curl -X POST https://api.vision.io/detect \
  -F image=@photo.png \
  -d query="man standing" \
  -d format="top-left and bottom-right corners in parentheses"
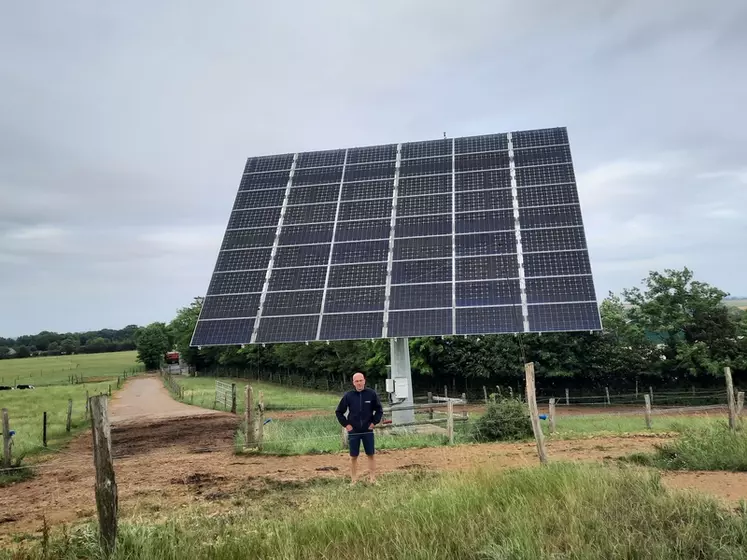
top-left (335, 372), bottom-right (383, 484)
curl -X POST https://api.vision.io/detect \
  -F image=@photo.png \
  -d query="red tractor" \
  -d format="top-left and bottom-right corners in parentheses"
top-left (164, 351), bottom-right (180, 365)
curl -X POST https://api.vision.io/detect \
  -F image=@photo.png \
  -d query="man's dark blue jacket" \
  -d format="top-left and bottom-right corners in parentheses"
top-left (336, 388), bottom-right (383, 433)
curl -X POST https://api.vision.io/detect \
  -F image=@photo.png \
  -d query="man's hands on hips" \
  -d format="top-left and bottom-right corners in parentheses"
top-left (346, 425), bottom-right (353, 432)
top-left (369, 423), bottom-right (375, 430)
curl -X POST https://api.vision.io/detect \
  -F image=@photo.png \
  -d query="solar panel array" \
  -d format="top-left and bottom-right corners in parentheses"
top-left (191, 127), bottom-right (601, 346)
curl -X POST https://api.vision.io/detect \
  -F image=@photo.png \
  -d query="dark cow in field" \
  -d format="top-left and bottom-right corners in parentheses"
top-left (15, 384), bottom-right (35, 389)
top-left (0, 386), bottom-right (13, 390)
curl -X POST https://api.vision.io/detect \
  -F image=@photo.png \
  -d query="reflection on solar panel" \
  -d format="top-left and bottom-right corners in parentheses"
top-left (191, 127), bottom-right (601, 346)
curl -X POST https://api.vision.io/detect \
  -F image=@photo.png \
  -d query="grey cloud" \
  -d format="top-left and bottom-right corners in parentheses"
top-left (1, 0), bottom-right (746, 336)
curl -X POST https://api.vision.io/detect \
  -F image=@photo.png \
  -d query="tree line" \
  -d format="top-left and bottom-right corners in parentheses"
top-left (140, 266), bottom-right (745, 394)
top-left (0, 326), bottom-right (139, 359)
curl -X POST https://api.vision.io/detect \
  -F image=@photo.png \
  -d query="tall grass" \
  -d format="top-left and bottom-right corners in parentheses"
top-left (0, 382), bottom-right (111, 460)
top-left (5, 463), bottom-right (747, 559)
top-left (627, 423), bottom-right (747, 471)
top-left (177, 377), bottom-right (341, 412)
top-left (0, 351), bottom-right (139, 387)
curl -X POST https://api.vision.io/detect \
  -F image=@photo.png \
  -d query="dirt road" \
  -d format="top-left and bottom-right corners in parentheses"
top-left (1, 376), bottom-right (746, 541)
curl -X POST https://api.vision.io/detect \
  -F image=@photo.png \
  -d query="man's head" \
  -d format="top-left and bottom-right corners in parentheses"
top-left (352, 372), bottom-right (366, 392)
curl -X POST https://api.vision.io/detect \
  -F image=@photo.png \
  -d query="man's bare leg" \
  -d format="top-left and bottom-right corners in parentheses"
top-left (350, 456), bottom-right (359, 484)
top-left (367, 454), bottom-right (376, 483)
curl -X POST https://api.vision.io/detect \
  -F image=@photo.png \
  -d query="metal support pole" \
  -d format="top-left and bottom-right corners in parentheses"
top-left (389, 337), bottom-right (415, 425)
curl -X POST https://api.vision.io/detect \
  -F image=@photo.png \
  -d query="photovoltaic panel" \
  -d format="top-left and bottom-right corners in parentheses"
top-left (191, 126), bottom-right (601, 346)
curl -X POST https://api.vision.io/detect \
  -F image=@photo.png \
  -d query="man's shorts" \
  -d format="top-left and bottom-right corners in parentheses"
top-left (348, 430), bottom-right (375, 457)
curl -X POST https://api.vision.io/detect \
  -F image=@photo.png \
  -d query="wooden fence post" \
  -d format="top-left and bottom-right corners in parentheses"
top-left (461, 393), bottom-right (467, 420)
top-left (85, 391), bottom-right (90, 421)
top-left (649, 386), bottom-right (654, 406)
top-left (525, 362), bottom-right (548, 465)
top-left (565, 388), bottom-right (569, 406)
top-left (737, 392), bottom-right (744, 419)
top-left (605, 387), bottom-right (611, 406)
top-left (643, 394), bottom-right (652, 429)
top-left (231, 383), bottom-right (237, 414)
top-left (90, 396), bottom-right (118, 555)
top-left (444, 386), bottom-right (448, 400)
top-left (2, 409), bottom-right (10, 469)
top-left (43, 412), bottom-right (48, 448)
top-left (257, 391), bottom-right (265, 448)
top-left (446, 400), bottom-right (454, 444)
top-left (549, 398), bottom-right (556, 434)
top-left (427, 392), bottom-right (434, 420)
top-left (508, 386), bottom-right (513, 399)
top-left (483, 386), bottom-right (488, 404)
top-left (66, 399), bottom-right (73, 432)
top-left (245, 385), bottom-right (254, 446)
top-left (725, 367), bottom-right (737, 431)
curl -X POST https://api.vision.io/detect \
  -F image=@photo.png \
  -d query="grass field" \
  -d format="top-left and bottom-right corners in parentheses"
top-left (177, 376), bottom-right (341, 412)
top-left (0, 351), bottom-right (141, 387)
top-left (5, 463), bottom-right (747, 559)
top-left (0, 381), bottom-right (113, 462)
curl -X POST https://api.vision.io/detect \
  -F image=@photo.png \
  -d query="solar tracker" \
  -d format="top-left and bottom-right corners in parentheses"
top-left (191, 127), bottom-right (601, 346)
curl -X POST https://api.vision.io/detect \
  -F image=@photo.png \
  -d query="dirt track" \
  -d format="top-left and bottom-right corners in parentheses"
top-left (1, 376), bottom-right (746, 540)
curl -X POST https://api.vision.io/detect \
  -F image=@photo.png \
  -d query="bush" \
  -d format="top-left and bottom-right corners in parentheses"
top-left (471, 398), bottom-right (533, 442)
top-left (626, 423), bottom-right (747, 471)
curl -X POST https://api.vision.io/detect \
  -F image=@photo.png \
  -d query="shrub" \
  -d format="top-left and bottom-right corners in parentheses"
top-left (471, 398), bottom-right (533, 442)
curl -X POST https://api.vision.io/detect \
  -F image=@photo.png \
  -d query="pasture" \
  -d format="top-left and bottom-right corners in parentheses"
top-left (0, 351), bottom-right (140, 387)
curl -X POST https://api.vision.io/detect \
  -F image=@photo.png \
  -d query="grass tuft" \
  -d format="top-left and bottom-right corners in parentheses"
top-left (4, 463), bottom-right (747, 559)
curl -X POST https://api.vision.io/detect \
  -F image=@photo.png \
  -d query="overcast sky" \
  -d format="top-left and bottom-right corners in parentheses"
top-left (1, 1), bottom-right (746, 337)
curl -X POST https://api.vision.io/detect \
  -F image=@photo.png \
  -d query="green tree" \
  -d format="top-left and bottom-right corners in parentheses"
top-left (17, 346), bottom-right (31, 358)
top-left (135, 323), bottom-right (170, 370)
top-left (169, 297), bottom-right (203, 367)
top-left (47, 341), bottom-right (61, 354)
top-left (60, 337), bottom-right (79, 354)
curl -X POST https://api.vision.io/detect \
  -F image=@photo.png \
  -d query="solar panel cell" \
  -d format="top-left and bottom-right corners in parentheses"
top-left (284, 203), bottom-right (338, 225)
top-left (297, 150), bottom-right (345, 168)
top-left (515, 164), bottom-right (575, 186)
top-left (347, 144), bottom-right (397, 164)
top-left (521, 228), bottom-right (586, 252)
top-left (331, 240), bottom-right (389, 264)
top-left (396, 215), bottom-right (452, 237)
top-left (233, 189), bottom-right (286, 210)
top-left (201, 294), bottom-right (261, 319)
top-left (456, 280), bottom-right (521, 306)
top-left (221, 229), bottom-right (277, 251)
top-left (398, 175), bottom-right (451, 197)
top-left (455, 133), bottom-right (509, 154)
top-left (525, 276), bottom-right (596, 304)
top-left (228, 207), bottom-right (283, 229)
top-left (456, 210), bottom-right (515, 234)
top-left (293, 166), bottom-right (344, 186)
top-left (274, 244), bottom-right (331, 268)
top-left (192, 319), bottom-right (254, 346)
top-left (263, 290), bottom-right (324, 315)
top-left (341, 180), bottom-right (394, 201)
top-left (329, 262), bottom-right (388, 288)
top-left (399, 157), bottom-right (451, 177)
top-left (244, 154), bottom-right (294, 174)
top-left (239, 171), bottom-right (289, 190)
top-left (456, 189), bottom-right (513, 212)
top-left (527, 302), bottom-right (601, 331)
top-left (455, 231), bottom-right (516, 256)
top-left (288, 184), bottom-right (340, 205)
top-left (511, 128), bottom-right (568, 148)
top-left (279, 223), bottom-right (334, 245)
top-left (320, 312), bottom-right (384, 339)
top-left (345, 162), bottom-right (396, 182)
top-left (519, 205), bottom-right (583, 229)
top-left (517, 184), bottom-right (579, 207)
top-left (523, 250), bottom-right (591, 277)
top-left (455, 169), bottom-right (512, 191)
top-left (456, 306), bottom-right (522, 334)
top-left (207, 270), bottom-right (266, 295)
top-left (323, 287), bottom-right (386, 313)
top-left (455, 151), bottom-right (510, 172)
top-left (268, 267), bottom-right (327, 291)
top-left (255, 315), bottom-right (319, 342)
top-left (393, 235), bottom-right (451, 260)
top-left (339, 198), bottom-right (391, 221)
top-left (335, 220), bottom-right (391, 242)
top-left (388, 309), bottom-right (452, 337)
top-left (401, 139), bottom-right (450, 159)
top-left (398, 194), bottom-right (451, 217)
top-left (392, 259), bottom-right (452, 284)
top-left (455, 255), bottom-right (518, 281)
top-left (390, 283), bottom-right (451, 310)
top-left (514, 145), bottom-right (572, 167)
top-left (215, 248), bottom-right (273, 272)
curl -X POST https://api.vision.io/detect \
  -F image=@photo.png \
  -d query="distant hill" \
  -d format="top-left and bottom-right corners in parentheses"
top-left (724, 298), bottom-right (747, 310)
